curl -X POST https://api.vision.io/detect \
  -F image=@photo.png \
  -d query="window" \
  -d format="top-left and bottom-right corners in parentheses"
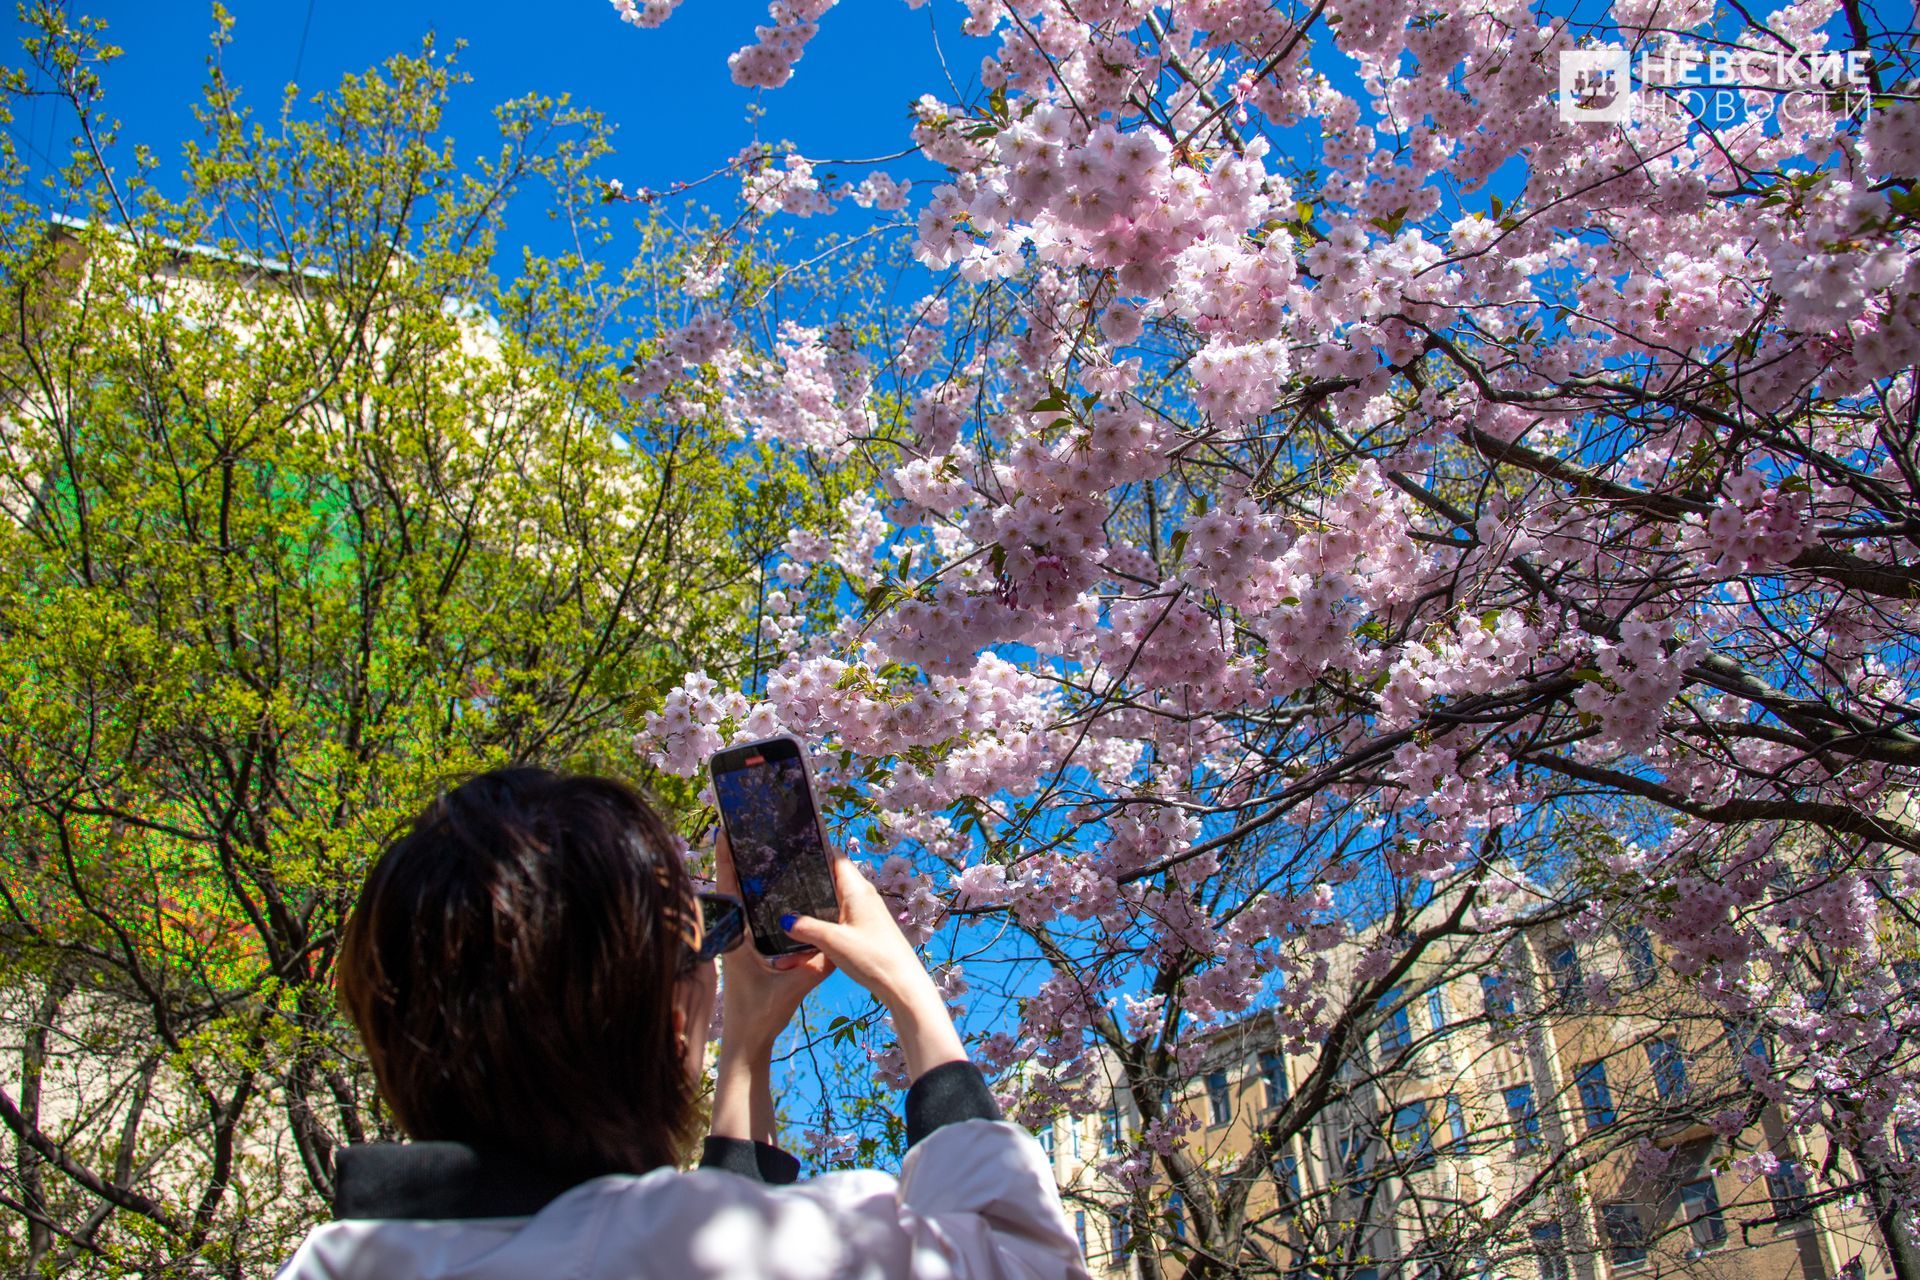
top-left (1767, 1159), bottom-right (1812, 1223)
top-left (1428, 988), bottom-right (1450, 1036)
top-left (1260, 1051), bottom-right (1289, 1108)
top-left (1548, 944), bottom-right (1584, 1008)
top-left (1168, 1191), bottom-right (1187, 1240)
top-left (1895, 959), bottom-right (1920, 996)
top-left (1393, 1101), bottom-right (1434, 1167)
top-left (1503, 1084), bottom-right (1540, 1153)
top-left (1647, 1037), bottom-right (1688, 1102)
top-left (1679, 1178), bottom-right (1727, 1249)
top-left (1444, 1093), bottom-right (1468, 1149)
top-left (1378, 986), bottom-right (1413, 1054)
top-left (1481, 972), bottom-right (1515, 1018)
top-left (1576, 1061), bottom-right (1616, 1130)
top-left (1075, 1210), bottom-right (1087, 1256)
top-left (1111, 1214), bottom-right (1130, 1257)
top-left (1104, 1104), bottom-right (1125, 1152)
top-left (1529, 1222), bottom-right (1569, 1280)
top-left (1038, 1122), bottom-right (1054, 1155)
top-left (1622, 925), bottom-right (1657, 986)
top-left (1723, 1019), bottom-right (1770, 1073)
top-left (1274, 1152), bottom-right (1301, 1205)
top-left (1897, 1125), bottom-right (1920, 1161)
top-left (1602, 1203), bottom-right (1648, 1266)
top-left (1071, 1122), bottom-right (1081, 1159)
top-left (1206, 1070), bottom-right (1231, 1127)
top-left (1336, 1124), bottom-right (1373, 1189)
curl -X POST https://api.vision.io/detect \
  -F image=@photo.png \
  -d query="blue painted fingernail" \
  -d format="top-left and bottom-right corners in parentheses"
top-left (779, 913), bottom-right (797, 931)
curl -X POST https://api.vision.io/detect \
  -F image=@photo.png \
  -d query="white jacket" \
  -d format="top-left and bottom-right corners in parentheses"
top-left (277, 1118), bottom-right (1088, 1280)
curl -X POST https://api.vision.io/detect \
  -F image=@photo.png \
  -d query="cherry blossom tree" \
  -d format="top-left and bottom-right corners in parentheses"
top-left (616, 0), bottom-right (1920, 1273)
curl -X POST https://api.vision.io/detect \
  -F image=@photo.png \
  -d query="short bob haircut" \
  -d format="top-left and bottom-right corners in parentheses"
top-left (337, 767), bottom-right (701, 1177)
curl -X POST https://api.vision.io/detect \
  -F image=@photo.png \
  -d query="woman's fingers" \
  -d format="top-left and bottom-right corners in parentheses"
top-left (767, 950), bottom-right (835, 984)
top-left (788, 949), bottom-right (834, 979)
top-left (832, 852), bottom-right (880, 913)
top-left (713, 829), bottom-right (740, 896)
top-left (780, 911), bottom-right (853, 957)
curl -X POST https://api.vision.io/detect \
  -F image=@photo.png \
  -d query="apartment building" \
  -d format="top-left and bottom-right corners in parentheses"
top-left (1049, 908), bottom-right (1904, 1280)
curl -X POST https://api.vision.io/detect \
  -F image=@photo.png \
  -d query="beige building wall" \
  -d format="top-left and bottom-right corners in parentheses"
top-left (1058, 914), bottom-right (1901, 1280)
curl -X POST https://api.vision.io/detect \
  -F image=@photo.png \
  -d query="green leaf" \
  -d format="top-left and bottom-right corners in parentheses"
top-left (1369, 207), bottom-right (1407, 235)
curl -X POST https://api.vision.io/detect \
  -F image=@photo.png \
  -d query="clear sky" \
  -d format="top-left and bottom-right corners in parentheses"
top-left (6, 1), bottom-right (979, 245)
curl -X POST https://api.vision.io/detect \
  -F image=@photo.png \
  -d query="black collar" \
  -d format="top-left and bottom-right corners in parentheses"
top-left (333, 1143), bottom-right (593, 1220)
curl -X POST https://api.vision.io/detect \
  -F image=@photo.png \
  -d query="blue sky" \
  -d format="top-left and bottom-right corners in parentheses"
top-left (6, 1), bottom-right (977, 244)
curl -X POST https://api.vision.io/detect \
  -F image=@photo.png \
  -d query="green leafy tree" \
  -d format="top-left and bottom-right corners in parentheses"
top-left (0, 9), bottom-right (818, 1274)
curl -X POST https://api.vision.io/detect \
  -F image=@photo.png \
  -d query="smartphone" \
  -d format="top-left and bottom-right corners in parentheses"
top-left (709, 735), bottom-right (840, 956)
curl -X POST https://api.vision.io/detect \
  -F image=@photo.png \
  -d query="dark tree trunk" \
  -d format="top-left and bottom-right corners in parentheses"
top-left (19, 968), bottom-right (74, 1271)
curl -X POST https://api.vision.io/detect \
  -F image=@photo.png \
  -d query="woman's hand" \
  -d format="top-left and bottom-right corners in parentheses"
top-left (780, 852), bottom-right (966, 1080)
top-left (713, 832), bottom-right (832, 1058)
top-left (708, 832), bottom-right (833, 1148)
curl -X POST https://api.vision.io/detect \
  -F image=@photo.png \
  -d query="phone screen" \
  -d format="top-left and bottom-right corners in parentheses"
top-left (710, 738), bottom-right (839, 955)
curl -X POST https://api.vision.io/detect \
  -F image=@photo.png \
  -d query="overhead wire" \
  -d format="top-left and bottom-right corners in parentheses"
top-left (291, 0), bottom-right (318, 86)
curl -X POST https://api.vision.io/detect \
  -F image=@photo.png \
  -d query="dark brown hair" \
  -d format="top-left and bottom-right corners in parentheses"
top-left (337, 767), bottom-right (700, 1176)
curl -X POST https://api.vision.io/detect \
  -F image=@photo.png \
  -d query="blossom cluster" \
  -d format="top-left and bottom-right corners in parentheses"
top-left (607, 0), bottom-right (682, 28)
top-left (728, 322), bottom-right (874, 458)
top-left (726, 0), bottom-right (837, 89)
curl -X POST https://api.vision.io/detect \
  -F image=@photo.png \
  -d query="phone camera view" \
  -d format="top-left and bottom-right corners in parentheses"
top-left (715, 754), bottom-right (837, 952)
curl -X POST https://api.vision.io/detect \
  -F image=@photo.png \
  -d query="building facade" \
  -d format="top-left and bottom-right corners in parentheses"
top-left (1044, 909), bottom-right (1905, 1280)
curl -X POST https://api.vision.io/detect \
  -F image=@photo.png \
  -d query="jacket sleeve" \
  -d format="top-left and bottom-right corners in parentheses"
top-left (751, 1064), bottom-right (1085, 1279)
top-left (903, 1060), bottom-right (1002, 1144)
top-left (889, 1116), bottom-right (1090, 1280)
top-left (699, 1059), bottom-right (997, 1186)
top-left (698, 1136), bottom-right (801, 1184)
top-left (695, 1058), bottom-right (996, 1185)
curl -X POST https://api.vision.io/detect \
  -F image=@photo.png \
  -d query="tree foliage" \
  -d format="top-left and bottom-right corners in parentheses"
top-left (0, 10), bottom-right (819, 1274)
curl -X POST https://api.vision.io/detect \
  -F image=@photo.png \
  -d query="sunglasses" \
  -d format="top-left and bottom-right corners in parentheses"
top-left (679, 891), bottom-right (747, 973)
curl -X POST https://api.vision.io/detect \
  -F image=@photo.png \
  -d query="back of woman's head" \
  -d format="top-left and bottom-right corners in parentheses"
top-left (337, 767), bottom-right (699, 1177)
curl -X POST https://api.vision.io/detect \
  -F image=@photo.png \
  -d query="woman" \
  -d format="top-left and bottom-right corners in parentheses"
top-left (278, 767), bottom-right (1086, 1279)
